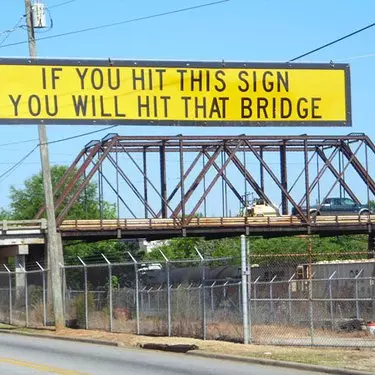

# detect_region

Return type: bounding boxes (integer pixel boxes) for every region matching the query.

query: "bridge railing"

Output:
[58,215,375,231]
[0,219,47,233]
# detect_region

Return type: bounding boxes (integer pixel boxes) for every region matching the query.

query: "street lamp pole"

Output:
[24,0,65,331]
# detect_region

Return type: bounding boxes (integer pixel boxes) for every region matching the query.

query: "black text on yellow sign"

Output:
[0,59,351,126]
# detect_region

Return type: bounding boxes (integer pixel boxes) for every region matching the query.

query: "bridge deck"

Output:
[58,215,375,240]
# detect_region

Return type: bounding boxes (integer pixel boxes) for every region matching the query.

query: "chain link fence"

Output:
[0,243,375,347]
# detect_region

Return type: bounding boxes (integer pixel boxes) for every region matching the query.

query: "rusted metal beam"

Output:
[340,141,375,195]
[172,145,223,217]
[243,139,307,221]
[186,141,244,222]
[315,147,360,204]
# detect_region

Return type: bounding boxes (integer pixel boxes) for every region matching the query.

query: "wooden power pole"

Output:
[24,0,65,331]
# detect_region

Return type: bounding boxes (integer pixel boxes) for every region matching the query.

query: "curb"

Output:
[187,351,374,375]
[0,329,119,347]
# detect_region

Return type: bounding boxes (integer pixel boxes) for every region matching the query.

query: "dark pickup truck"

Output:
[292,197,373,216]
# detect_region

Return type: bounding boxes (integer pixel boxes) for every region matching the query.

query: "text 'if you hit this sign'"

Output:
[0,59,351,126]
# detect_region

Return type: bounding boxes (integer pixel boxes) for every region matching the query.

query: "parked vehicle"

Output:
[240,198,280,217]
[292,197,373,217]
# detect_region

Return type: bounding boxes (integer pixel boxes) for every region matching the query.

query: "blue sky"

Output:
[0,0,374,214]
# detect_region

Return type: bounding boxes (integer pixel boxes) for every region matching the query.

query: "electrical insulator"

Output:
[32,2,47,29]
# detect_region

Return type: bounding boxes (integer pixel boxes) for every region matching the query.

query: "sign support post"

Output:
[24,0,65,331]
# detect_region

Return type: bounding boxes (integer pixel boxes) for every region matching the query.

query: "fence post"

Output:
[253,276,260,319]
[157,285,162,314]
[78,257,88,330]
[288,273,295,324]
[36,262,47,327]
[269,275,277,323]
[241,234,249,345]
[60,263,66,323]
[102,254,113,332]
[307,235,314,346]
[328,271,336,329]
[355,269,364,319]
[148,287,153,311]
[4,265,12,325]
[195,247,206,340]
[128,252,140,335]
[211,281,216,314]
[159,250,171,337]
[247,238,252,344]
[18,264,28,328]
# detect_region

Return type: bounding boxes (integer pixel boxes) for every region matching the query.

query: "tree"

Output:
[2,165,133,260]
[144,234,368,263]
[7,165,115,220]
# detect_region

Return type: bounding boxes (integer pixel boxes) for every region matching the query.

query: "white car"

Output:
[241,198,280,217]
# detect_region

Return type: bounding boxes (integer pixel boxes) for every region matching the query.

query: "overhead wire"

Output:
[0,145,39,183]
[0,0,230,49]
[333,52,375,62]
[45,124,118,145]
[289,20,375,61]
[0,124,118,183]
[48,0,79,10]
[0,1,231,182]
[0,16,26,46]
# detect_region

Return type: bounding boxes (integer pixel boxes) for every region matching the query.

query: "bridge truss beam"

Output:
[36,134,375,231]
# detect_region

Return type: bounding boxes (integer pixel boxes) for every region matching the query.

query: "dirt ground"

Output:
[1,325,374,374]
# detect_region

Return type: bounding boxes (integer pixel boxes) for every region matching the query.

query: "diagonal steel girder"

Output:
[224,146,273,207]
[185,141,244,222]
[55,139,117,225]
[288,150,316,198]
[116,141,179,220]
[243,139,307,220]
[105,153,159,219]
[202,149,246,206]
[35,143,102,219]
[88,156,137,218]
[340,141,375,195]
[172,145,224,217]
[156,151,203,218]
[312,141,365,214]
[298,147,339,206]
[298,146,360,206]
[316,147,360,204]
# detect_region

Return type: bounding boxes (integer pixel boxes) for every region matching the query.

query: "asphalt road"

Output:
[0,333,321,375]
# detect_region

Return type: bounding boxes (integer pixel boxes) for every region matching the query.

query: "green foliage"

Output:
[1,164,124,260]
[63,239,139,262]
[144,234,368,262]
[0,208,12,220]
[75,292,95,328]
[7,165,116,220]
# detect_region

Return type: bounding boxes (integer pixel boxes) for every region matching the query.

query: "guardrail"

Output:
[0,219,47,233]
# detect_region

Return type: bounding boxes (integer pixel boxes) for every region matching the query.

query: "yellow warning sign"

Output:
[0,59,351,126]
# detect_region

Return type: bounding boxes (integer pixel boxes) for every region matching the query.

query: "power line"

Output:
[0,138,39,148]
[334,52,375,62]
[0,16,25,46]
[0,0,229,49]
[48,0,78,9]
[0,145,38,183]
[290,20,375,61]
[0,124,118,183]
[45,125,118,145]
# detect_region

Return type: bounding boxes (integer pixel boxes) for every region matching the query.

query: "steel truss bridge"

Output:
[35,133,375,243]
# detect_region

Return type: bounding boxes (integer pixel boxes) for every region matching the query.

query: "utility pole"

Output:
[24,0,65,331]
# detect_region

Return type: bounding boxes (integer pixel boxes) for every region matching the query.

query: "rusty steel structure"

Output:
[36,133,375,234]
